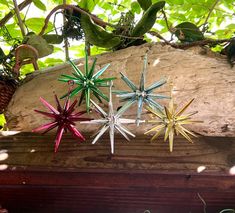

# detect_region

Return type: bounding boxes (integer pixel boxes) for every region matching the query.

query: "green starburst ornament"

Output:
[145,97,201,152]
[59,51,116,112]
[113,54,169,126]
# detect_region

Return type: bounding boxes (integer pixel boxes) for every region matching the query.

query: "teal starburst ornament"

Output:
[59,51,116,112]
[113,54,169,125]
[81,81,142,154]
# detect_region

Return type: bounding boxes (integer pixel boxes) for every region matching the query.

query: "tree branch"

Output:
[13,0,26,37]
[63,0,69,60]
[170,38,232,49]
[161,10,173,33]
[148,31,171,44]
[149,31,233,49]
[39,4,113,36]
[201,0,220,32]
[0,0,32,27]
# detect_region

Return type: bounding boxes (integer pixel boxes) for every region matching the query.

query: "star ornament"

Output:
[59,51,116,112]
[145,98,202,152]
[113,54,169,126]
[81,82,143,154]
[32,94,91,152]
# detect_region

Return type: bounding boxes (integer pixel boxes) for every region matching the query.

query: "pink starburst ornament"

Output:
[32,92,91,152]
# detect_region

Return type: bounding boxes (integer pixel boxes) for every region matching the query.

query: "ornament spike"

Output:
[55,126,64,152]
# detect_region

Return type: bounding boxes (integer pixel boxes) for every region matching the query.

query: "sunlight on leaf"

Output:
[33,0,47,11]
[0,114,6,129]
[25,18,53,34]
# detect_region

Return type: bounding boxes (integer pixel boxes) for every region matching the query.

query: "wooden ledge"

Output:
[0,133,235,212]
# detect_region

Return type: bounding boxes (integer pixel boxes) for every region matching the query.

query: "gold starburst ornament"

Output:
[145,97,201,152]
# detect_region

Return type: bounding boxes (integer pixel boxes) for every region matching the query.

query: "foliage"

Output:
[0,0,234,73]
[0,114,6,129]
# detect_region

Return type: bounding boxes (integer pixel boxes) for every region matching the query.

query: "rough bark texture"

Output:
[5,43,235,136]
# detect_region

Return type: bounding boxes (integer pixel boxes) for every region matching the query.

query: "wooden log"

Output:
[5,43,235,136]
[0,133,235,212]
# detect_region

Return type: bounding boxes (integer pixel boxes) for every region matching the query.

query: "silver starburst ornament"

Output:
[81,81,143,154]
[113,54,169,126]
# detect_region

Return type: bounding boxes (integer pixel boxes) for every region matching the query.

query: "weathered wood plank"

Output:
[0,133,235,173]
[0,134,235,212]
[1,187,235,213]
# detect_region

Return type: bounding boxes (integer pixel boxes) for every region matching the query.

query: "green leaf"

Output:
[0,47,5,62]
[51,0,63,3]
[0,0,12,8]
[78,0,99,12]
[97,1,113,10]
[25,18,53,34]
[131,1,166,37]
[44,58,63,67]
[165,0,184,4]
[37,60,47,69]
[225,24,235,30]
[42,34,63,44]
[53,46,63,53]
[33,0,46,11]
[90,46,107,56]
[174,22,204,42]
[137,0,152,10]
[211,45,223,53]
[131,1,141,14]
[19,64,35,77]
[5,23,22,40]
[0,114,6,129]
[80,14,121,48]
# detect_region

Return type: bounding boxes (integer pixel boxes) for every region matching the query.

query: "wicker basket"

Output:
[0,79,17,113]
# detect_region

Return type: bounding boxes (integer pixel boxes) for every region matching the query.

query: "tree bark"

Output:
[5,43,235,136]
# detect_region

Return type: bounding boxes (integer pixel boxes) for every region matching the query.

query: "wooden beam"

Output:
[0,133,235,212]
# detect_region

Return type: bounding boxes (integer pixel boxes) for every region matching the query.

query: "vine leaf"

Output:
[174,22,204,42]
[80,14,121,49]
[131,1,141,14]
[131,1,165,37]
[78,0,98,12]
[137,0,152,11]
[33,0,46,11]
